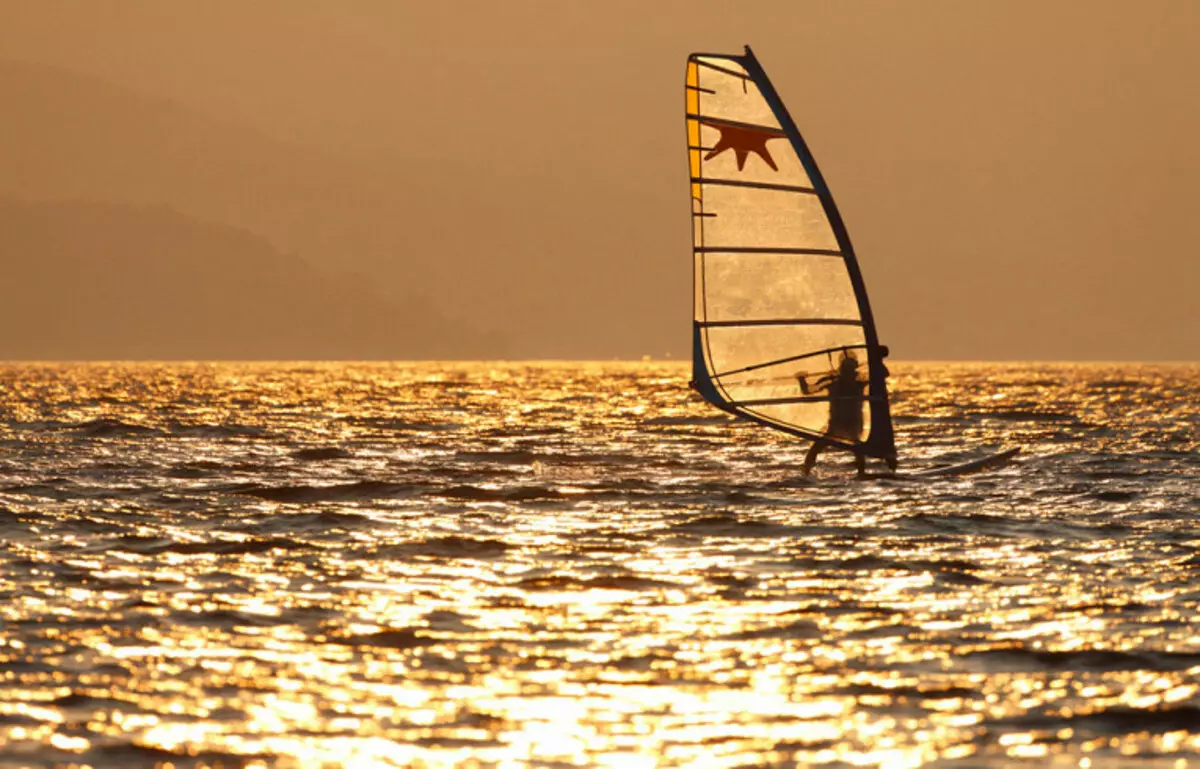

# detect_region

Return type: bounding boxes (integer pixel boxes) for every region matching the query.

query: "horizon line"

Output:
[0,358,1196,366]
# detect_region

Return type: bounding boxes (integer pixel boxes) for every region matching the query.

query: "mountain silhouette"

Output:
[0,58,471,329]
[0,198,503,360]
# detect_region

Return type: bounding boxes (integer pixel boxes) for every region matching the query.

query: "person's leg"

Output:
[802,442,822,475]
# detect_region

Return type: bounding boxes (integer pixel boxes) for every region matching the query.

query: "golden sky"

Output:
[1,1,1197,360]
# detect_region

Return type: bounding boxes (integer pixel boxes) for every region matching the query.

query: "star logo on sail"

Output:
[702,120,783,172]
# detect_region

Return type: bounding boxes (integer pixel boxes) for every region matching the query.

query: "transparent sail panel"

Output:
[689,53,875,445]
[700,253,860,323]
[702,325,872,442]
[691,59,779,131]
[698,185,837,251]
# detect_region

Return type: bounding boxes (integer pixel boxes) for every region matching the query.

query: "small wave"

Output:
[0,712,46,726]
[52,692,144,713]
[172,608,289,630]
[724,619,823,641]
[667,515,816,539]
[977,409,1078,422]
[835,683,982,701]
[1087,488,1140,502]
[787,556,984,582]
[515,573,677,591]
[0,480,96,500]
[114,535,308,555]
[1121,508,1193,524]
[340,417,461,432]
[642,415,733,426]
[547,453,643,465]
[789,554,893,571]
[486,426,566,439]
[611,651,676,672]
[986,704,1200,737]
[373,536,511,559]
[165,462,224,478]
[84,742,270,767]
[454,450,538,464]
[586,574,679,590]
[959,646,1200,673]
[410,735,507,750]
[69,418,164,437]
[0,659,57,678]
[935,570,990,586]
[235,480,413,503]
[1077,705,1200,733]
[530,455,649,481]
[1175,552,1200,569]
[581,478,662,495]
[1084,470,1152,480]
[168,422,267,438]
[436,485,566,501]
[0,483,59,497]
[894,512,1119,540]
[423,610,478,632]
[842,623,923,640]
[411,380,471,389]
[1088,379,1142,390]
[7,419,75,432]
[570,527,657,544]
[247,510,371,535]
[291,446,352,461]
[892,415,964,424]
[332,627,440,650]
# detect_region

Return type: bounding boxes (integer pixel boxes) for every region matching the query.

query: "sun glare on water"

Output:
[0,362,1196,767]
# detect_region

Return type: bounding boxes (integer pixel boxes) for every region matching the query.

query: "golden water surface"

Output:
[0,362,1197,768]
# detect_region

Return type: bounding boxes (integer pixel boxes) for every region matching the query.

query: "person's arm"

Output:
[797,371,834,394]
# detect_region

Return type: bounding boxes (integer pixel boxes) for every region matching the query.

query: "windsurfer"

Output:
[797,351,867,477]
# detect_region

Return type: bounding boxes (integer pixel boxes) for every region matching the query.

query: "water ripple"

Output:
[0,361,1196,767]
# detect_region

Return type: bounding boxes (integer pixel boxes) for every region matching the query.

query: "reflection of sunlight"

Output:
[246,695,319,733]
[238,735,428,768]
[3,362,1198,767]
[141,721,227,753]
[47,732,89,752]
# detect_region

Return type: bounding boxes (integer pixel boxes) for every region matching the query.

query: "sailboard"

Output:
[857,447,1023,481]
[905,447,1022,477]
[686,45,894,463]
[685,46,1014,477]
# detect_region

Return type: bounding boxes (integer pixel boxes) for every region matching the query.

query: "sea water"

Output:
[0,362,1196,768]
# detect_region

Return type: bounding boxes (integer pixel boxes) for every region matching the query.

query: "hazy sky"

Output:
[1,1,1197,360]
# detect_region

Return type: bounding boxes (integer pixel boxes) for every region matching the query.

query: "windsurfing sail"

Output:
[686,45,895,460]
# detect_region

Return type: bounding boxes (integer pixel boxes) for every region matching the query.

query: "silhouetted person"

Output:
[797,351,867,477]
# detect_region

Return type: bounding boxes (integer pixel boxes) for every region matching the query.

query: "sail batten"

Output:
[692,178,818,195]
[698,319,862,328]
[686,46,896,460]
[685,114,786,134]
[712,344,872,380]
[695,247,842,256]
[686,114,787,134]
[731,394,889,407]
[693,59,752,79]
